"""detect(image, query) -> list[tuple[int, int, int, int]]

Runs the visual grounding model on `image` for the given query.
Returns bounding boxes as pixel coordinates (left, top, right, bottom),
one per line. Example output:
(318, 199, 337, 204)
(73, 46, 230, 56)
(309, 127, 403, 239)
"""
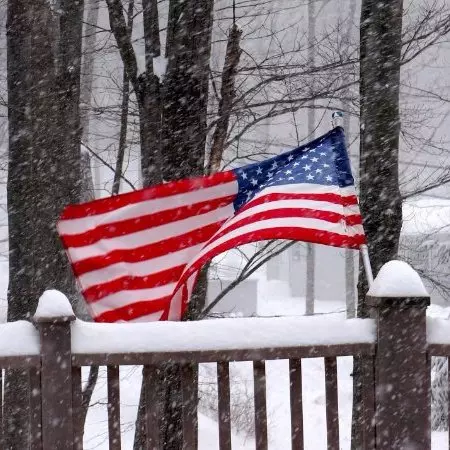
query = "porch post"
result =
(367, 293, 430, 449)
(34, 290, 76, 450)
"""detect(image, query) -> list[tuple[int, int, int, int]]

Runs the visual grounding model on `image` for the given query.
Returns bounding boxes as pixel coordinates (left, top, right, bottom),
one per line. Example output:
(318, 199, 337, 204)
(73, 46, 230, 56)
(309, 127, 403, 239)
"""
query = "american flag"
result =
(58, 127, 365, 322)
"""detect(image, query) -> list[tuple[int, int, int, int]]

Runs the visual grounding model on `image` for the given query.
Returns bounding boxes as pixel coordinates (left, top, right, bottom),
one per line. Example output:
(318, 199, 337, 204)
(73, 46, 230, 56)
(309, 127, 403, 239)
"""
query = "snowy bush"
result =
(431, 356, 448, 431)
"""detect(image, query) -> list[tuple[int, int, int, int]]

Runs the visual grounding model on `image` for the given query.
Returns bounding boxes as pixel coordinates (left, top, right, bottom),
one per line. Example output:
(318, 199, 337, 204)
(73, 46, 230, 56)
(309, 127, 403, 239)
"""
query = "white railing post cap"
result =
(367, 260, 429, 298)
(34, 289, 76, 323)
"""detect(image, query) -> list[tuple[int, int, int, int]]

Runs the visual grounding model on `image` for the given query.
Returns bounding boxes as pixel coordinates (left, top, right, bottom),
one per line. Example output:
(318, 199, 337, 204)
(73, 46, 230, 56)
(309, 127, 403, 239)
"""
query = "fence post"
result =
(34, 290, 76, 450)
(367, 286, 430, 449)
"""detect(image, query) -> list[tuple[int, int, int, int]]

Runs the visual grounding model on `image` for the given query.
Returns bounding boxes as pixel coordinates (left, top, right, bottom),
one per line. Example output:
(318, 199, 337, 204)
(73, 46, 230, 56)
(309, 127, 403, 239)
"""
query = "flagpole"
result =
(305, 0, 316, 316)
(331, 111, 375, 288)
(360, 244, 374, 286)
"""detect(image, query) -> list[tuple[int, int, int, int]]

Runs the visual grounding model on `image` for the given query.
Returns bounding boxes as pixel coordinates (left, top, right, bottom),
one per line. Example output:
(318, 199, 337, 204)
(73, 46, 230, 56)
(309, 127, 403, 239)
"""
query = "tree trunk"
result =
(136, 2, 214, 448)
(207, 24, 242, 174)
(80, 0, 101, 191)
(105, 1, 214, 447)
(358, 1, 404, 278)
(57, 0, 85, 302)
(161, 0, 214, 181)
(137, 0, 163, 187)
(80, 0, 100, 143)
(113, 0, 134, 194)
(137, 74, 163, 186)
(5, 0, 59, 446)
(5, 0, 83, 446)
(5, 0, 33, 446)
(352, 1, 404, 448)
(158, 5, 214, 448)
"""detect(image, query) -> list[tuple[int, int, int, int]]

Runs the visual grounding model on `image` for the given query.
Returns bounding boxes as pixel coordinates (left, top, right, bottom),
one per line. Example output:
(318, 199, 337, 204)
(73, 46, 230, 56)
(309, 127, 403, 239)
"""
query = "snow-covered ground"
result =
(77, 278, 450, 449)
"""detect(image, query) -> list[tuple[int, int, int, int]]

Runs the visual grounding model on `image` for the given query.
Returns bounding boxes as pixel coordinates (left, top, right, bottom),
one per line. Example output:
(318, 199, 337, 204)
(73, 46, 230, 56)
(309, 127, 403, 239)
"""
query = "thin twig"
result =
(81, 141, 136, 191)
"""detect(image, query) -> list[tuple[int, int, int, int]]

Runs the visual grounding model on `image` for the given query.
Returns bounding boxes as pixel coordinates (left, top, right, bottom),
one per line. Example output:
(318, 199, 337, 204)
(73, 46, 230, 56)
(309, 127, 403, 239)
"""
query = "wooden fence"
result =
(0, 290, 449, 449)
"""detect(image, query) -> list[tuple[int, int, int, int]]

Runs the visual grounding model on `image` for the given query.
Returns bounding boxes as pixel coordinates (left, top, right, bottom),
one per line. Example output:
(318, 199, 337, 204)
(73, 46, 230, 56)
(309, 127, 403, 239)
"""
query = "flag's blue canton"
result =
(232, 127, 354, 210)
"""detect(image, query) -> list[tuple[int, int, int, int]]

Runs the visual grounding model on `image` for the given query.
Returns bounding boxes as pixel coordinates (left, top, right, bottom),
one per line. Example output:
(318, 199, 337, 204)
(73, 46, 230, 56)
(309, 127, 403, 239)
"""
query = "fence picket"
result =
(361, 355, 376, 450)
(448, 356, 450, 450)
(36, 314, 75, 449)
(217, 362, 232, 450)
(0, 370, 2, 448)
(324, 357, 339, 450)
(289, 358, 303, 450)
(72, 366, 83, 450)
(107, 366, 121, 450)
(182, 363, 197, 450)
(29, 368, 42, 450)
(253, 360, 268, 450)
(144, 365, 160, 450)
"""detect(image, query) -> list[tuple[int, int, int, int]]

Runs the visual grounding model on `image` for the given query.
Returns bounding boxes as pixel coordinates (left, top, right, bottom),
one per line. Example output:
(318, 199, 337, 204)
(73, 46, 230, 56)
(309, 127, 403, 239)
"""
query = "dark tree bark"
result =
(161, 0, 214, 182)
(158, 5, 213, 449)
(5, 1, 33, 446)
(352, 1, 404, 448)
(105, 1, 214, 447)
(105, 0, 163, 187)
(6, 3, 60, 447)
(5, 0, 84, 446)
(358, 0, 404, 306)
(207, 24, 242, 174)
(106, 0, 214, 185)
(113, 0, 134, 195)
(80, 0, 100, 143)
(7, 0, 84, 320)
(55, 0, 84, 299)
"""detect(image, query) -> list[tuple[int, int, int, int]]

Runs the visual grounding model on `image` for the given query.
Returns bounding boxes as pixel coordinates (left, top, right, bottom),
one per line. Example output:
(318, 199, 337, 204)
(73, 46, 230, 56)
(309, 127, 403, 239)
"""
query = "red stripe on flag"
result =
(345, 215, 364, 226)
(83, 265, 184, 303)
(72, 221, 225, 276)
(61, 195, 235, 248)
(94, 298, 170, 323)
(61, 171, 236, 220)
(238, 192, 359, 215)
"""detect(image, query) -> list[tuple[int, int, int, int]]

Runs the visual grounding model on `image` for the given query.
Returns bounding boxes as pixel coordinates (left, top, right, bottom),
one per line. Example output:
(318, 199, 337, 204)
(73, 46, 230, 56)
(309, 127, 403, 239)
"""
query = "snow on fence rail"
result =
(0, 321, 39, 357)
(428, 317, 450, 346)
(71, 315, 376, 355)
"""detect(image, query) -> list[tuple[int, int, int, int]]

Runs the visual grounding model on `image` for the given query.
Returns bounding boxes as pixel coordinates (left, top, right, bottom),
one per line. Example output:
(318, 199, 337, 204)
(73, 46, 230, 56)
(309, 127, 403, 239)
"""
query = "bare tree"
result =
(5, 0, 84, 446)
(352, 1, 405, 448)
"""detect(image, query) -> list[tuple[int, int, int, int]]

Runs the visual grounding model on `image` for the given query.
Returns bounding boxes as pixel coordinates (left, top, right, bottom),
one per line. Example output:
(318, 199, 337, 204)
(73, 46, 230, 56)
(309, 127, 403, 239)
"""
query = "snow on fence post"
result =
(366, 260, 430, 450)
(34, 290, 76, 450)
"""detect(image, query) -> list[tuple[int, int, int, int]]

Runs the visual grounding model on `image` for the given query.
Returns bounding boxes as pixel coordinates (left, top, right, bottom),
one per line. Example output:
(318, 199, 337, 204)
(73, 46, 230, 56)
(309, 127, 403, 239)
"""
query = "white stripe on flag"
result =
(258, 183, 358, 196)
